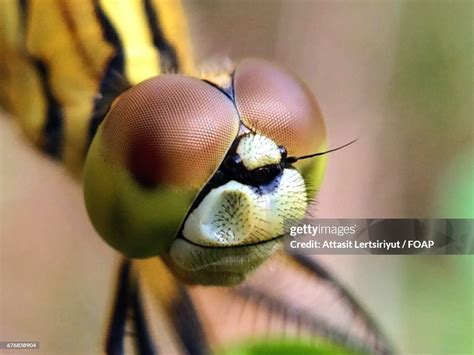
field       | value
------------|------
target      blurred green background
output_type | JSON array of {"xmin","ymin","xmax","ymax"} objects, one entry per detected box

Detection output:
[{"xmin": 1, "ymin": 0, "xmax": 472, "ymax": 354}]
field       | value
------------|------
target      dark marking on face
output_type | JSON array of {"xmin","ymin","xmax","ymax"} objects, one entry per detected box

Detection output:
[
  {"xmin": 221, "ymin": 153, "xmax": 283, "ymax": 188},
  {"xmin": 185, "ymin": 137, "xmax": 291, "ymax": 219}
]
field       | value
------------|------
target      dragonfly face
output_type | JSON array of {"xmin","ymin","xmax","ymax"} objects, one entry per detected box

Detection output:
[
  {"xmin": 84, "ymin": 58, "xmax": 327, "ymax": 286},
  {"xmin": 167, "ymin": 132, "xmax": 308, "ymax": 285}
]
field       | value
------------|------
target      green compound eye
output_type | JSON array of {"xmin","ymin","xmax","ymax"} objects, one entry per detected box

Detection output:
[{"xmin": 84, "ymin": 74, "xmax": 239, "ymax": 258}]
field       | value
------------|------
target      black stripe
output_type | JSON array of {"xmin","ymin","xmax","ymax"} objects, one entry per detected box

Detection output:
[
  {"xmin": 19, "ymin": 0, "xmax": 28, "ymax": 20},
  {"xmin": 168, "ymin": 288, "xmax": 209, "ymax": 355},
  {"xmin": 20, "ymin": 0, "xmax": 64, "ymax": 159},
  {"xmin": 130, "ymin": 282, "xmax": 157, "ymax": 355},
  {"xmin": 142, "ymin": 0, "xmax": 179, "ymax": 73},
  {"xmin": 105, "ymin": 260, "xmax": 131, "ymax": 355},
  {"xmin": 87, "ymin": 0, "xmax": 127, "ymax": 148},
  {"xmin": 32, "ymin": 60, "xmax": 64, "ymax": 158}
]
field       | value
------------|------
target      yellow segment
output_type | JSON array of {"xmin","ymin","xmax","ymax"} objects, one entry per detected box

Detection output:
[
  {"xmin": 135, "ymin": 258, "xmax": 180, "ymax": 309},
  {"xmin": 0, "ymin": 0, "xmax": 46, "ymax": 145},
  {"xmin": 25, "ymin": 0, "xmax": 113, "ymax": 175},
  {"xmin": 155, "ymin": 0, "xmax": 196, "ymax": 75},
  {"xmin": 100, "ymin": 0, "xmax": 162, "ymax": 85},
  {"xmin": 60, "ymin": 0, "xmax": 115, "ymax": 81}
]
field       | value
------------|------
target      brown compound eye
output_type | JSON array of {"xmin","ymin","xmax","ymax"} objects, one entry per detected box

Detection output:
[
  {"xmin": 101, "ymin": 75, "xmax": 240, "ymax": 189},
  {"xmin": 233, "ymin": 58, "xmax": 326, "ymax": 158}
]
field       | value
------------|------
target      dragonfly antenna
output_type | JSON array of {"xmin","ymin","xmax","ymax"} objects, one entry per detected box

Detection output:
[{"xmin": 286, "ymin": 139, "xmax": 358, "ymax": 164}]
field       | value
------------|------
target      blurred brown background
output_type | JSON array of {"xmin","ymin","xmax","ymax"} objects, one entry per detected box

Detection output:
[{"xmin": 1, "ymin": 0, "xmax": 472, "ymax": 354}]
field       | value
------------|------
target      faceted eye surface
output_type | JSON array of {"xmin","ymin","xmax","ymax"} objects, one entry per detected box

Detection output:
[
  {"xmin": 101, "ymin": 75, "xmax": 240, "ymax": 189},
  {"xmin": 233, "ymin": 58, "xmax": 326, "ymax": 157}
]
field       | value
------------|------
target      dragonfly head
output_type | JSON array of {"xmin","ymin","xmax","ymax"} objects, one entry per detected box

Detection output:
[{"xmin": 84, "ymin": 58, "xmax": 327, "ymax": 285}]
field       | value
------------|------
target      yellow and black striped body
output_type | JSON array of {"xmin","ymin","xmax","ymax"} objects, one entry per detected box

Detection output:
[{"xmin": 0, "ymin": 0, "xmax": 194, "ymax": 176}]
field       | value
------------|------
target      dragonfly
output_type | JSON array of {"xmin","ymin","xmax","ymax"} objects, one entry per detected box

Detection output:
[{"xmin": 0, "ymin": 1, "xmax": 392, "ymax": 354}]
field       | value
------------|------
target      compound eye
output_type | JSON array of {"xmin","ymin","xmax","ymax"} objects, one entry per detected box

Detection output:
[
  {"xmin": 101, "ymin": 75, "xmax": 240, "ymax": 189},
  {"xmin": 233, "ymin": 58, "xmax": 326, "ymax": 157}
]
